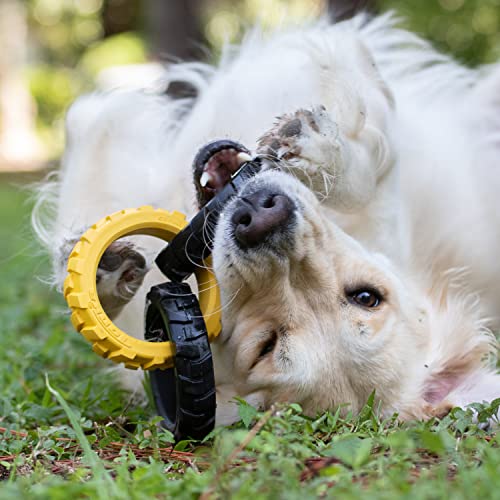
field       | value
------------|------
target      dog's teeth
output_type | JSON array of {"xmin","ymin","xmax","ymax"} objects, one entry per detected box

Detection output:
[
  {"xmin": 236, "ymin": 152, "xmax": 252, "ymax": 165},
  {"xmin": 200, "ymin": 171, "xmax": 213, "ymax": 188}
]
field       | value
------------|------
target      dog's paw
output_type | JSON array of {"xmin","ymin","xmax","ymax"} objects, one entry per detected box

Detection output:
[
  {"xmin": 96, "ymin": 239, "xmax": 149, "ymax": 319},
  {"xmin": 257, "ymin": 107, "xmax": 343, "ymax": 201}
]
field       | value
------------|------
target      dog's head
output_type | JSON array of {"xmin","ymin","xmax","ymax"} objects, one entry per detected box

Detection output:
[{"xmin": 210, "ymin": 170, "xmax": 498, "ymax": 424}]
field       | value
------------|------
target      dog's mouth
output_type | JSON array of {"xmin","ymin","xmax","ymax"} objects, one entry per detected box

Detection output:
[{"xmin": 193, "ymin": 140, "xmax": 252, "ymax": 207}]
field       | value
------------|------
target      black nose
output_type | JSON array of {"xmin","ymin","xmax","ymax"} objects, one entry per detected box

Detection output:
[{"xmin": 231, "ymin": 188, "xmax": 294, "ymax": 248}]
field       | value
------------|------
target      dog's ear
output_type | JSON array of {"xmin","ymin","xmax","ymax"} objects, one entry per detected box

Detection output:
[
  {"xmin": 423, "ymin": 366, "xmax": 499, "ymax": 403},
  {"xmin": 421, "ymin": 364, "xmax": 500, "ymax": 419},
  {"xmin": 418, "ymin": 287, "xmax": 500, "ymax": 416},
  {"xmin": 414, "ymin": 369, "xmax": 500, "ymax": 422},
  {"xmin": 444, "ymin": 371, "xmax": 500, "ymax": 410}
]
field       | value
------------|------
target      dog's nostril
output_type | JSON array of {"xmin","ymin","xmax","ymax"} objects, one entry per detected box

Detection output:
[
  {"xmin": 239, "ymin": 213, "xmax": 252, "ymax": 226},
  {"xmin": 231, "ymin": 207, "xmax": 253, "ymax": 228},
  {"xmin": 261, "ymin": 195, "xmax": 276, "ymax": 209}
]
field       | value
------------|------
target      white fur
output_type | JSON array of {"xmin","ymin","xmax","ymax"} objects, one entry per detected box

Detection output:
[{"xmin": 33, "ymin": 13, "xmax": 500, "ymax": 422}]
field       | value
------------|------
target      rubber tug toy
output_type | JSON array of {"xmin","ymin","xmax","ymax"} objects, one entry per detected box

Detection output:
[{"xmin": 64, "ymin": 141, "xmax": 261, "ymax": 440}]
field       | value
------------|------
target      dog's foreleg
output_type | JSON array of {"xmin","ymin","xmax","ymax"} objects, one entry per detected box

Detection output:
[
  {"xmin": 257, "ymin": 105, "xmax": 394, "ymax": 213},
  {"xmin": 59, "ymin": 233, "xmax": 149, "ymax": 320}
]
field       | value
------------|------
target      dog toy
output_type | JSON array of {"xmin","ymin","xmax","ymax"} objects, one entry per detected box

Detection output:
[
  {"xmin": 145, "ymin": 281, "xmax": 217, "ymax": 440},
  {"xmin": 63, "ymin": 143, "xmax": 261, "ymax": 439},
  {"xmin": 63, "ymin": 206, "xmax": 221, "ymax": 370}
]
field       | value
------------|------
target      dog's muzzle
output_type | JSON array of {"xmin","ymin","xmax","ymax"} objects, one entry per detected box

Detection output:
[{"xmin": 231, "ymin": 187, "xmax": 295, "ymax": 248}]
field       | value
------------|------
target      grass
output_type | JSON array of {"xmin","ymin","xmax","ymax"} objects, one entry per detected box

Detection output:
[{"xmin": 0, "ymin": 175, "xmax": 499, "ymax": 499}]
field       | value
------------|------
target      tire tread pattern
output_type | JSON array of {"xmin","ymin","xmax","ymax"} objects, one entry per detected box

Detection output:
[{"xmin": 147, "ymin": 282, "xmax": 216, "ymax": 441}]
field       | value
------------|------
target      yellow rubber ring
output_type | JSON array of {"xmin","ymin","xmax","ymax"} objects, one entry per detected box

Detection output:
[{"xmin": 63, "ymin": 206, "xmax": 221, "ymax": 370}]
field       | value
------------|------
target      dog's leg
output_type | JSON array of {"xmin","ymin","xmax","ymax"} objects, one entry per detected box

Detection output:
[
  {"xmin": 96, "ymin": 240, "xmax": 149, "ymax": 319},
  {"xmin": 257, "ymin": 106, "xmax": 394, "ymax": 213},
  {"xmin": 60, "ymin": 234, "xmax": 149, "ymax": 320}
]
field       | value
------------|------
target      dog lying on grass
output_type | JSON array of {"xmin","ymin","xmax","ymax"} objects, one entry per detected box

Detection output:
[{"xmin": 33, "ymin": 13, "xmax": 500, "ymax": 424}]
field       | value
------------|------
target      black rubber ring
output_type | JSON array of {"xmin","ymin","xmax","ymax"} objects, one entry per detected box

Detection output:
[{"xmin": 145, "ymin": 282, "xmax": 216, "ymax": 441}]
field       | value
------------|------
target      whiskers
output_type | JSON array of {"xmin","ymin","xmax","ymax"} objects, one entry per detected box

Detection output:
[
  {"xmin": 255, "ymin": 152, "xmax": 283, "ymax": 171},
  {"xmin": 197, "ymin": 283, "xmax": 244, "ymax": 321},
  {"xmin": 318, "ymin": 169, "xmax": 337, "ymax": 202},
  {"xmin": 179, "ymin": 215, "xmax": 216, "ymax": 275},
  {"xmin": 256, "ymin": 151, "xmax": 337, "ymax": 203}
]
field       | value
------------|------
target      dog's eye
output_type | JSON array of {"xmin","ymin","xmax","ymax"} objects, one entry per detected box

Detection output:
[
  {"xmin": 348, "ymin": 289, "xmax": 382, "ymax": 308},
  {"xmin": 250, "ymin": 327, "xmax": 287, "ymax": 369},
  {"xmin": 251, "ymin": 330, "xmax": 278, "ymax": 369},
  {"xmin": 259, "ymin": 331, "xmax": 278, "ymax": 358}
]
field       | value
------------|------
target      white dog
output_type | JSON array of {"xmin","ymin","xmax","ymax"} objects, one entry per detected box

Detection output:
[{"xmin": 33, "ymin": 13, "xmax": 500, "ymax": 424}]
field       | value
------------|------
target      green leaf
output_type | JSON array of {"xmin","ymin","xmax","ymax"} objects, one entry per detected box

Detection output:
[
  {"xmin": 386, "ymin": 430, "xmax": 416, "ymax": 453},
  {"xmin": 289, "ymin": 403, "xmax": 303, "ymax": 414},
  {"xmin": 419, "ymin": 430, "xmax": 454, "ymax": 455},
  {"xmin": 174, "ymin": 440, "xmax": 192, "ymax": 452},
  {"xmin": 237, "ymin": 399, "xmax": 258, "ymax": 428},
  {"xmin": 325, "ymin": 436, "xmax": 373, "ymax": 469}
]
